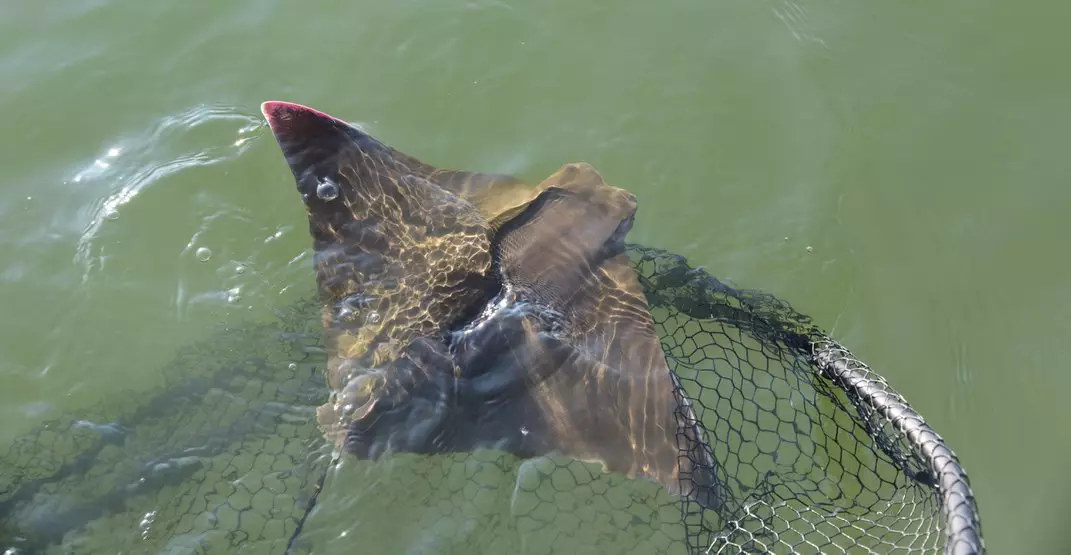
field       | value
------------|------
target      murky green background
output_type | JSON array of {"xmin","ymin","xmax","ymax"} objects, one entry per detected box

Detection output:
[{"xmin": 1, "ymin": 0, "xmax": 1067, "ymax": 553}]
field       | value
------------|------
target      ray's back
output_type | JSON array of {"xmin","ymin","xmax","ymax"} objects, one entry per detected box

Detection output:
[{"xmin": 262, "ymin": 101, "xmax": 718, "ymax": 509}]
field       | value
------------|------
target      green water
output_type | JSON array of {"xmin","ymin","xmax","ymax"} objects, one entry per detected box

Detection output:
[{"xmin": 1, "ymin": 0, "xmax": 1068, "ymax": 553}]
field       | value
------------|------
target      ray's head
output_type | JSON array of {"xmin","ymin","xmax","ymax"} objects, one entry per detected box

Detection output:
[
  {"xmin": 260, "ymin": 100, "xmax": 530, "ymax": 229},
  {"xmin": 259, "ymin": 100, "xmax": 501, "ymax": 349},
  {"xmin": 260, "ymin": 101, "xmax": 403, "ymax": 237}
]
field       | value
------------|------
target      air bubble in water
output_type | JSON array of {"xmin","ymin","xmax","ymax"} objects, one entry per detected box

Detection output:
[
  {"xmin": 366, "ymin": 311, "xmax": 381, "ymax": 325},
  {"xmin": 288, "ymin": 363, "xmax": 298, "ymax": 371},
  {"xmin": 139, "ymin": 510, "xmax": 156, "ymax": 540},
  {"xmin": 195, "ymin": 247, "xmax": 212, "ymax": 262},
  {"xmin": 316, "ymin": 179, "xmax": 339, "ymax": 201}
]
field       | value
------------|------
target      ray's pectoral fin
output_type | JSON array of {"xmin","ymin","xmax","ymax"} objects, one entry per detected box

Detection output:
[
  {"xmin": 470, "ymin": 162, "xmax": 724, "ymax": 510},
  {"xmin": 490, "ymin": 162, "xmax": 638, "ymax": 304},
  {"xmin": 261, "ymin": 101, "xmax": 394, "ymax": 214},
  {"xmin": 262, "ymin": 100, "xmax": 533, "ymax": 229},
  {"xmin": 260, "ymin": 100, "xmax": 491, "ymax": 335},
  {"xmin": 261, "ymin": 101, "xmax": 499, "ymax": 452}
]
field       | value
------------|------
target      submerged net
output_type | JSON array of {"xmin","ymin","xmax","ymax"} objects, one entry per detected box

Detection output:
[{"xmin": 0, "ymin": 244, "xmax": 983, "ymax": 555}]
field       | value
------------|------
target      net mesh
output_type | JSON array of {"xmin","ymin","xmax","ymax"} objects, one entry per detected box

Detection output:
[{"xmin": 0, "ymin": 244, "xmax": 983, "ymax": 555}]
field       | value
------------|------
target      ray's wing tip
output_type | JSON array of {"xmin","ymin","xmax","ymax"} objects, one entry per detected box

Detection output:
[
  {"xmin": 260, "ymin": 100, "xmax": 353, "ymax": 134},
  {"xmin": 551, "ymin": 161, "xmax": 635, "ymax": 205},
  {"xmin": 260, "ymin": 100, "xmax": 298, "ymax": 130},
  {"xmin": 562, "ymin": 161, "xmax": 597, "ymax": 172},
  {"xmin": 553, "ymin": 161, "xmax": 601, "ymax": 183},
  {"xmin": 260, "ymin": 99, "xmax": 288, "ymax": 118}
]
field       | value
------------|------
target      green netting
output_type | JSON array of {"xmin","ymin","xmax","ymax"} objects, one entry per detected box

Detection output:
[
  {"xmin": 0, "ymin": 244, "xmax": 983, "ymax": 554},
  {"xmin": 0, "ymin": 298, "xmax": 330, "ymax": 554}
]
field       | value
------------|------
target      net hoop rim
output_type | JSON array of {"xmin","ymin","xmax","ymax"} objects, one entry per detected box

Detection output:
[{"xmin": 809, "ymin": 337, "xmax": 985, "ymax": 555}]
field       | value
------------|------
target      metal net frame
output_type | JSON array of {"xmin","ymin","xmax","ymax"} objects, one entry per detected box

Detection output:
[
  {"xmin": 630, "ymin": 246, "xmax": 982, "ymax": 554},
  {"xmin": 0, "ymin": 244, "xmax": 983, "ymax": 555}
]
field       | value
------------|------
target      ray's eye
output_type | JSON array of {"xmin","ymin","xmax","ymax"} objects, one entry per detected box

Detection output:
[{"xmin": 316, "ymin": 178, "xmax": 340, "ymax": 201}]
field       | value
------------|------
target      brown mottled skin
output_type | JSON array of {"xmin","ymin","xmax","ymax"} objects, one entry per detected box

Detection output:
[{"xmin": 261, "ymin": 101, "xmax": 717, "ymax": 507}]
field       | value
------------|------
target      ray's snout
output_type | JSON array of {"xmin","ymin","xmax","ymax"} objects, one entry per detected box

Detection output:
[{"xmin": 260, "ymin": 101, "xmax": 394, "ymax": 201}]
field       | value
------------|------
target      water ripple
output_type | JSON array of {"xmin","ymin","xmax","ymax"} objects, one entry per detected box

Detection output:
[{"xmin": 73, "ymin": 103, "xmax": 265, "ymax": 282}]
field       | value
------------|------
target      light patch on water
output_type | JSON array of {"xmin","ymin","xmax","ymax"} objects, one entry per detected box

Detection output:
[
  {"xmin": 486, "ymin": 148, "xmax": 532, "ymax": 178},
  {"xmin": 287, "ymin": 249, "xmax": 309, "ymax": 268},
  {"xmin": 464, "ymin": 0, "xmax": 516, "ymax": 11},
  {"xmin": 770, "ymin": 0, "xmax": 829, "ymax": 49},
  {"xmin": 139, "ymin": 510, "xmax": 157, "ymax": 540},
  {"xmin": 19, "ymin": 401, "xmax": 52, "ymax": 418},
  {"xmin": 180, "ymin": 286, "xmax": 243, "ymax": 308},
  {"xmin": 263, "ymin": 225, "xmax": 291, "ymax": 243}
]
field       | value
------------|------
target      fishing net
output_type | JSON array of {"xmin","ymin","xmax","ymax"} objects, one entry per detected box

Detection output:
[{"xmin": 0, "ymin": 244, "xmax": 984, "ymax": 555}]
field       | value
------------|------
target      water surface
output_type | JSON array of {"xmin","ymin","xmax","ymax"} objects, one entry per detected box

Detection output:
[{"xmin": 1, "ymin": 0, "xmax": 1069, "ymax": 552}]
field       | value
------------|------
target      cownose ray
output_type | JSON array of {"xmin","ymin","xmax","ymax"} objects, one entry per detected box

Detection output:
[{"xmin": 260, "ymin": 101, "xmax": 721, "ymax": 509}]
